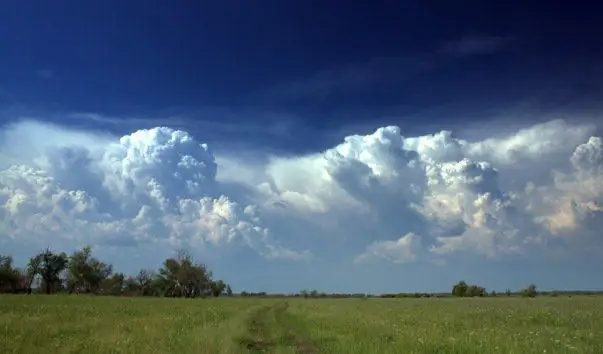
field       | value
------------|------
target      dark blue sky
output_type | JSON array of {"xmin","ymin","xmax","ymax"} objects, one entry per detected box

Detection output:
[
  {"xmin": 2, "ymin": 2, "xmax": 603, "ymax": 293},
  {"xmin": 1, "ymin": 1, "xmax": 602, "ymax": 150}
]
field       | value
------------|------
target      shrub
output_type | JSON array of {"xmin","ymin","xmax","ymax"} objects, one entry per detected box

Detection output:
[{"xmin": 521, "ymin": 284, "xmax": 537, "ymax": 298}]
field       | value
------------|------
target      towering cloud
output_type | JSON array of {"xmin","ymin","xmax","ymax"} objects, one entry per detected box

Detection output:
[
  {"xmin": 0, "ymin": 119, "xmax": 601, "ymax": 266},
  {"xmin": 0, "ymin": 123, "xmax": 309, "ymax": 261}
]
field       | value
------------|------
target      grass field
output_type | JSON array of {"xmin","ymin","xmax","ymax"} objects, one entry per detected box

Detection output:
[{"xmin": 1, "ymin": 295, "xmax": 602, "ymax": 353}]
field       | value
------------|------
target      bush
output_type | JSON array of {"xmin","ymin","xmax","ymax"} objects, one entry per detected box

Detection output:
[
  {"xmin": 452, "ymin": 281, "xmax": 486, "ymax": 297},
  {"xmin": 521, "ymin": 284, "xmax": 537, "ymax": 298}
]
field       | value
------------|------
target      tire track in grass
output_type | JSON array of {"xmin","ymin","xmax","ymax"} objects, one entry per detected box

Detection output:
[
  {"xmin": 238, "ymin": 305, "xmax": 274, "ymax": 352},
  {"xmin": 274, "ymin": 302, "xmax": 317, "ymax": 354}
]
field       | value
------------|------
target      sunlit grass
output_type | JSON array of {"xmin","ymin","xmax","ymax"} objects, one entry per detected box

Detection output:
[
  {"xmin": 1, "ymin": 295, "xmax": 603, "ymax": 353},
  {"xmin": 287, "ymin": 297, "xmax": 603, "ymax": 353}
]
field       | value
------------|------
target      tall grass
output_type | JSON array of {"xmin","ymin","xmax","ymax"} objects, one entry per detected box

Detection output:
[{"xmin": 1, "ymin": 295, "xmax": 602, "ymax": 353}]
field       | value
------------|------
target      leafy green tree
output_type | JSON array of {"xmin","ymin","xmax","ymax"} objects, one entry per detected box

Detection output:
[
  {"xmin": 123, "ymin": 276, "xmax": 141, "ymax": 296},
  {"xmin": 66, "ymin": 246, "xmax": 112, "ymax": 294},
  {"xmin": 157, "ymin": 251, "xmax": 212, "ymax": 298},
  {"xmin": 28, "ymin": 249, "xmax": 68, "ymax": 294},
  {"xmin": 0, "ymin": 255, "xmax": 19, "ymax": 293},
  {"xmin": 210, "ymin": 280, "xmax": 227, "ymax": 297},
  {"xmin": 225, "ymin": 285, "xmax": 233, "ymax": 296},
  {"xmin": 466, "ymin": 285, "xmax": 486, "ymax": 297},
  {"xmin": 101, "ymin": 273, "xmax": 125, "ymax": 296},
  {"xmin": 452, "ymin": 281, "xmax": 468, "ymax": 297},
  {"xmin": 452, "ymin": 281, "xmax": 486, "ymax": 297},
  {"xmin": 522, "ymin": 284, "xmax": 537, "ymax": 298}
]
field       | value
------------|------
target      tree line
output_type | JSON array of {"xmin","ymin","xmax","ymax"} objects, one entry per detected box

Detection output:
[
  {"xmin": 1, "ymin": 249, "xmax": 597, "ymax": 298},
  {"xmin": 0, "ymin": 247, "xmax": 232, "ymax": 297},
  {"xmin": 450, "ymin": 281, "xmax": 537, "ymax": 298}
]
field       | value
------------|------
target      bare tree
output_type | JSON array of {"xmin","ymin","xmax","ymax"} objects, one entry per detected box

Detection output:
[{"xmin": 135, "ymin": 269, "xmax": 155, "ymax": 296}]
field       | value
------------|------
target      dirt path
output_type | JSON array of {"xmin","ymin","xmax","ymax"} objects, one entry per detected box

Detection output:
[
  {"xmin": 274, "ymin": 302, "xmax": 317, "ymax": 354},
  {"xmin": 239, "ymin": 305, "xmax": 274, "ymax": 351},
  {"xmin": 237, "ymin": 302, "xmax": 318, "ymax": 353}
]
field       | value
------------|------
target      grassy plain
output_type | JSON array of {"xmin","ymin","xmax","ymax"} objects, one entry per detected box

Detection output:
[{"xmin": 1, "ymin": 295, "xmax": 602, "ymax": 353}]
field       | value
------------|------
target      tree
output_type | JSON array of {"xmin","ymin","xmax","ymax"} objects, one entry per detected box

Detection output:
[
  {"xmin": 452, "ymin": 281, "xmax": 486, "ymax": 297},
  {"xmin": 66, "ymin": 246, "xmax": 112, "ymax": 294},
  {"xmin": 135, "ymin": 269, "xmax": 155, "ymax": 296},
  {"xmin": 123, "ymin": 276, "xmax": 141, "ymax": 296},
  {"xmin": 101, "ymin": 273, "xmax": 125, "ymax": 296},
  {"xmin": 0, "ymin": 255, "xmax": 19, "ymax": 293},
  {"xmin": 522, "ymin": 284, "xmax": 537, "ymax": 298},
  {"xmin": 28, "ymin": 249, "xmax": 68, "ymax": 294},
  {"xmin": 157, "ymin": 251, "xmax": 212, "ymax": 298},
  {"xmin": 452, "ymin": 281, "xmax": 469, "ymax": 297},
  {"xmin": 86, "ymin": 258, "xmax": 113, "ymax": 293},
  {"xmin": 210, "ymin": 280, "xmax": 227, "ymax": 297},
  {"xmin": 2, "ymin": 250, "xmax": 234, "ymax": 298},
  {"xmin": 466, "ymin": 285, "xmax": 486, "ymax": 297}
]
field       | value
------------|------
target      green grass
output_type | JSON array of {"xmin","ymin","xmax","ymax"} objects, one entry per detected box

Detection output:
[{"xmin": 1, "ymin": 295, "xmax": 602, "ymax": 353}]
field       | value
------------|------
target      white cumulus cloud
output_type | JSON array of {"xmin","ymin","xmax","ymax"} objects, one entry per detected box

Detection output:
[
  {"xmin": 0, "ymin": 121, "xmax": 310, "ymax": 261},
  {"xmin": 0, "ymin": 118, "xmax": 601, "ymax": 266}
]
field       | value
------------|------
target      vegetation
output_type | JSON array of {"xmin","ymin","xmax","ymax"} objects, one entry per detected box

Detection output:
[
  {"xmin": 451, "ymin": 281, "xmax": 486, "ymax": 297},
  {"xmin": 522, "ymin": 283, "xmax": 538, "ymax": 298},
  {"xmin": 2, "ymin": 248, "xmax": 603, "ymax": 352},
  {"xmin": 0, "ymin": 248, "xmax": 598, "ymax": 299},
  {"xmin": 0, "ymin": 248, "xmax": 231, "ymax": 298},
  {"xmin": 2, "ymin": 295, "xmax": 603, "ymax": 353}
]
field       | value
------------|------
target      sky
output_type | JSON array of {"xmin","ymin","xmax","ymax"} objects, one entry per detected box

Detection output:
[{"xmin": 1, "ymin": 2, "xmax": 603, "ymax": 294}]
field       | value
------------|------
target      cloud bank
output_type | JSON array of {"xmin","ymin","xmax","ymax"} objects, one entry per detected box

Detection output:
[{"xmin": 0, "ymin": 118, "xmax": 601, "ymax": 268}]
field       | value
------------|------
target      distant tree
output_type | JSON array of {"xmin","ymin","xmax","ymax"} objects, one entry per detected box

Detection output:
[
  {"xmin": 66, "ymin": 246, "xmax": 112, "ymax": 294},
  {"xmin": 490, "ymin": 290, "xmax": 497, "ymax": 297},
  {"xmin": 122, "ymin": 276, "xmax": 140, "ymax": 296},
  {"xmin": 466, "ymin": 285, "xmax": 486, "ymax": 297},
  {"xmin": 452, "ymin": 281, "xmax": 487, "ymax": 297},
  {"xmin": 452, "ymin": 281, "xmax": 469, "ymax": 297},
  {"xmin": 135, "ymin": 269, "xmax": 155, "ymax": 296},
  {"xmin": 300, "ymin": 289, "xmax": 309, "ymax": 299},
  {"xmin": 210, "ymin": 280, "xmax": 227, "ymax": 297},
  {"xmin": 28, "ymin": 249, "xmax": 68, "ymax": 294},
  {"xmin": 101, "ymin": 273, "xmax": 125, "ymax": 296},
  {"xmin": 505, "ymin": 289, "xmax": 512, "ymax": 296},
  {"xmin": 522, "ymin": 284, "xmax": 537, "ymax": 298},
  {"xmin": 0, "ymin": 255, "xmax": 19, "ymax": 293},
  {"xmin": 156, "ymin": 251, "xmax": 212, "ymax": 298},
  {"xmin": 225, "ymin": 285, "xmax": 233, "ymax": 296}
]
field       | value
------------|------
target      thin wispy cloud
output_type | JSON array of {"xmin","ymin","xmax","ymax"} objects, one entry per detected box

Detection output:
[
  {"xmin": 257, "ymin": 34, "xmax": 511, "ymax": 104},
  {"xmin": 36, "ymin": 69, "xmax": 55, "ymax": 79},
  {"xmin": 67, "ymin": 111, "xmax": 297, "ymax": 139},
  {"xmin": 257, "ymin": 55, "xmax": 435, "ymax": 103},
  {"xmin": 439, "ymin": 34, "xmax": 512, "ymax": 57}
]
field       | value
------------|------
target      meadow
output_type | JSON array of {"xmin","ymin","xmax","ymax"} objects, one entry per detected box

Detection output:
[{"xmin": 1, "ymin": 295, "xmax": 602, "ymax": 353}]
